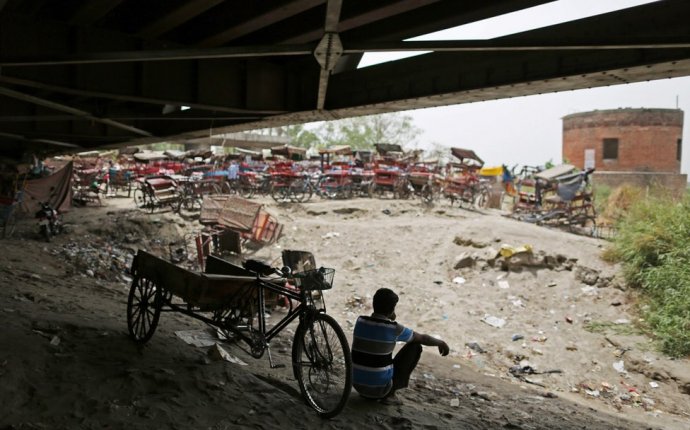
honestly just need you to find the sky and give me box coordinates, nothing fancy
[353,0,690,175]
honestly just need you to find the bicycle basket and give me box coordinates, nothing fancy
[292,268,335,290]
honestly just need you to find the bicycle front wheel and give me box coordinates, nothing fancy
[292,312,352,418]
[133,188,148,210]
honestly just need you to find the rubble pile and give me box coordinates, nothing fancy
[54,239,136,282]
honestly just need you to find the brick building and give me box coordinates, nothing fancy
[562,108,686,194]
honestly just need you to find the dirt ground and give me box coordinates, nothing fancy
[1,193,689,430]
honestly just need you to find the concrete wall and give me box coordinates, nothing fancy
[563,108,683,173]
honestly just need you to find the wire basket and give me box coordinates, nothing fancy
[292,268,335,290]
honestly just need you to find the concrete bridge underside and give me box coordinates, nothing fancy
[1,0,690,158]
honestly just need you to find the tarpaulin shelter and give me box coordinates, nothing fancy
[318,145,352,171]
[353,150,373,163]
[133,151,167,162]
[21,161,73,214]
[164,150,187,160]
[374,143,403,155]
[318,145,352,155]
[271,145,307,161]
[118,147,140,155]
[234,147,263,160]
[450,147,484,166]
[535,164,576,181]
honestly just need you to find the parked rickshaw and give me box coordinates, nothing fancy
[175,176,223,211]
[106,168,135,197]
[132,175,181,212]
[126,249,351,417]
[369,166,410,199]
[271,170,304,203]
[72,168,106,206]
[319,169,354,199]
[441,148,490,208]
[348,167,374,197]
[407,161,442,204]
[513,165,597,234]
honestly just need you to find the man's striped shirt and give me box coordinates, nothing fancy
[351,314,414,398]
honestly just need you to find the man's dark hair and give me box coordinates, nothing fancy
[373,288,398,315]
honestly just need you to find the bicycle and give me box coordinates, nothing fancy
[126,249,352,418]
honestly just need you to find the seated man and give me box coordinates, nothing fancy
[351,288,450,405]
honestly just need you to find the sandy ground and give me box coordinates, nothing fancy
[1,193,689,429]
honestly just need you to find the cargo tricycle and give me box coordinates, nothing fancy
[126,249,352,418]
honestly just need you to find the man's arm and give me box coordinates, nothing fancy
[411,332,450,356]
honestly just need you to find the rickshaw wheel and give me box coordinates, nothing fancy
[367,183,375,198]
[568,214,597,236]
[127,275,163,343]
[421,185,434,204]
[133,188,148,210]
[222,181,236,195]
[376,184,386,199]
[290,181,307,202]
[341,184,353,199]
[292,313,352,418]
[271,185,289,203]
[474,188,491,209]
[238,184,254,199]
[182,195,200,211]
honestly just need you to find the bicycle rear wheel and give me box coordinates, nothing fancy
[292,312,351,418]
[289,180,308,202]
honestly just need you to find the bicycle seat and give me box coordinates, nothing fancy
[243,259,274,276]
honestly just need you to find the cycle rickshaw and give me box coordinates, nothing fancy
[441,148,490,208]
[126,249,352,417]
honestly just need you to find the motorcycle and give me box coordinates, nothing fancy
[35,201,62,241]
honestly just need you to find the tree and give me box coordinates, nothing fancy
[424,142,452,165]
[313,112,422,150]
[283,124,320,149]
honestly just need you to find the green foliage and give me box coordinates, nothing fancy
[315,113,422,150]
[592,184,611,217]
[283,124,320,148]
[583,320,642,336]
[610,193,690,357]
[267,113,422,151]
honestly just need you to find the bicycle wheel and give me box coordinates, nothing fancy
[474,187,491,209]
[238,183,255,198]
[421,184,434,205]
[290,180,307,202]
[292,312,352,418]
[222,181,236,195]
[127,275,163,343]
[133,188,148,210]
[271,185,289,203]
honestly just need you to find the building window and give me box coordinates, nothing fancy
[603,138,618,160]
[678,138,683,162]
